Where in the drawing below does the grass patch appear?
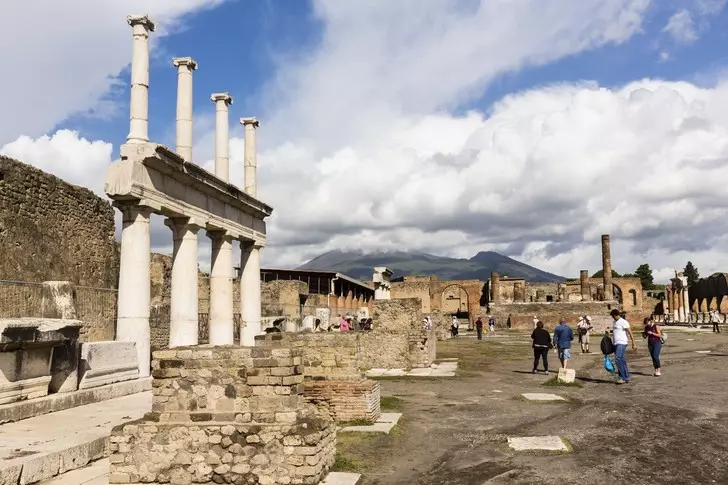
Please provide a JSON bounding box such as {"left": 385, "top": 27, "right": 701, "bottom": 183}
{"left": 541, "top": 376, "right": 583, "bottom": 388}
{"left": 380, "top": 396, "right": 404, "bottom": 410}
{"left": 332, "top": 453, "right": 366, "bottom": 472}
{"left": 339, "top": 418, "right": 374, "bottom": 427}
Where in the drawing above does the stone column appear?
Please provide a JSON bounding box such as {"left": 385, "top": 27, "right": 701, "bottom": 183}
{"left": 208, "top": 231, "right": 234, "bottom": 345}
{"left": 241, "top": 117, "right": 259, "bottom": 197}
{"left": 126, "top": 15, "right": 155, "bottom": 144}
{"left": 212, "top": 93, "right": 233, "bottom": 181}
{"left": 240, "top": 241, "right": 262, "bottom": 346}
{"left": 601, "top": 234, "right": 613, "bottom": 300}
{"left": 580, "top": 270, "right": 590, "bottom": 301}
{"left": 173, "top": 57, "right": 197, "bottom": 161}
{"left": 490, "top": 272, "right": 500, "bottom": 304}
{"left": 671, "top": 289, "right": 679, "bottom": 322}
{"left": 165, "top": 218, "right": 200, "bottom": 347}
{"left": 682, "top": 282, "right": 690, "bottom": 322}
{"left": 678, "top": 289, "right": 686, "bottom": 322}
{"left": 116, "top": 204, "right": 152, "bottom": 377}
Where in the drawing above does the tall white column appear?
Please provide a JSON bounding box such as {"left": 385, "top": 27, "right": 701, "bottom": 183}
{"left": 212, "top": 93, "right": 234, "bottom": 181}
{"left": 683, "top": 287, "right": 691, "bottom": 322}
{"left": 126, "top": 15, "right": 155, "bottom": 144}
{"left": 241, "top": 117, "right": 259, "bottom": 197}
{"left": 678, "top": 289, "right": 686, "bottom": 322}
{"left": 240, "top": 241, "right": 262, "bottom": 346}
{"left": 208, "top": 231, "right": 234, "bottom": 345}
{"left": 116, "top": 204, "right": 152, "bottom": 377}
{"left": 173, "top": 57, "right": 198, "bottom": 161}
{"left": 165, "top": 218, "right": 200, "bottom": 347}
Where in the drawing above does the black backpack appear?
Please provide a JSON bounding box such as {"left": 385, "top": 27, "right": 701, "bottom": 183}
{"left": 601, "top": 334, "right": 616, "bottom": 355}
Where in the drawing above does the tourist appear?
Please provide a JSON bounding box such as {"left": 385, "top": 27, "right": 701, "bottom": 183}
{"left": 506, "top": 314, "right": 512, "bottom": 329}
{"left": 340, "top": 318, "right": 349, "bottom": 332}
{"left": 533, "top": 315, "right": 538, "bottom": 329}
{"left": 475, "top": 316, "right": 484, "bottom": 340}
{"left": 451, "top": 316, "right": 459, "bottom": 337}
{"left": 578, "top": 316, "right": 593, "bottom": 353}
{"left": 531, "top": 321, "right": 551, "bottom": 374}
{"left": 643, "top": 317, "right": 662, "bottom": 376}
{"left": 610, "top": 309, "right": 636, "bottom": 384}
{"left": 552, "top": 318, "right": 574, "bottom": 369}
{"left": 488, "top": 314, "right": 496, "bottom": 334}
{"left": 710, "top": 310, "right": 721, "bottom": 333}
{"left": 363, "top": 317, "right": 373, "bottom": 331}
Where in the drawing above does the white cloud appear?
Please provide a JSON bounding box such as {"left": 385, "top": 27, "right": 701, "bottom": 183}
{"left": 0, "top": 0, "right": 229, "bottom": 145}
{"left": 663, "top": 10, "right": 698, "bottom": 43}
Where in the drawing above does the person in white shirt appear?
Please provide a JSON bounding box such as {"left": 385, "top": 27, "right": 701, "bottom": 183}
{"left": 610, "top": 309, "right": 636, "bottom": 384}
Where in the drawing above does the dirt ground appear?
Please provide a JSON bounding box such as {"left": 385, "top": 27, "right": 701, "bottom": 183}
{"left": 335, "top": 327, "right": 728, "bottom": 484}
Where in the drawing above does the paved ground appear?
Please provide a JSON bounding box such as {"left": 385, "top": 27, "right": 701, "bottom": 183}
{"left": 335, "top": 328, "right": 728, "bottom": 484}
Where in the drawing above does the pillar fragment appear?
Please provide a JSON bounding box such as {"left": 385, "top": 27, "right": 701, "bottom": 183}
{"left": 240, "top": 241, "right": 262, "bottom": 346}
{"left": 208, "top": 231, "right": 234, "bottom": 345}
{"left": 115, "top": 204, "right": 152, "bottom": 377}
{"left": 241, "top": 117, "right": 259, "bottom": 197}
{"left": 127, "top": 15, "right": 155, "bottom": 144}
{"left": 212, "top": 93, "right": 234, "bottom": 181}
{"left": 601, "top": 234, "right": 613, "bottom": 300}
{"left": 173, "top": 57, "right": 198, "bottom": 161}
{"left": 166, "top": 218, "right": 200, "bottom": 347}
{"left": 580, "top": 270, "right": 590, "bottom": 301}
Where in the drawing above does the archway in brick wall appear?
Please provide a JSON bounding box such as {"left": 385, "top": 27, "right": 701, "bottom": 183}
{"left": 440, "top": 284, "right": 470, "bottom": 318}
{"left": 430, "top": 280, "right": 484, "bottom": 323}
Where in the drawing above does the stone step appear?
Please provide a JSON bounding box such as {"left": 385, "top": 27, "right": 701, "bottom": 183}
{"left": 0, "top": 392, "right": 151, "bottom": 485}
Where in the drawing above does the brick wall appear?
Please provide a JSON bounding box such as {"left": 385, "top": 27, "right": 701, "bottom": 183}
{"left": 110, "top": 346, "right": 335, "bottom": 485}
{"left": 391, "top": 281, "right": 432, "bottom": 312}
{"left": 491, "top": 301, "right": 614, "bottom": 331}
{"left": 0, "top": 156, "right": 119, "bottom": 287}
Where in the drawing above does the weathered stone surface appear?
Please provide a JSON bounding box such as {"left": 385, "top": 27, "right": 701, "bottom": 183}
{"left": 78, "top": 341, "right": 139, "bottom": 390}
{"left": 522, "top": 393, "right": 567, "bottom": 402}
{"left": 557, "top": 368, "right": 576, "bottom": 384}
{"left": 507, "top": 436, "right": 569, "bottom": 452}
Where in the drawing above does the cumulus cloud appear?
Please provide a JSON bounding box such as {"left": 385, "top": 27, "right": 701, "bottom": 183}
{"left": 0, "top": 0, "right": 230, "bottom": 145}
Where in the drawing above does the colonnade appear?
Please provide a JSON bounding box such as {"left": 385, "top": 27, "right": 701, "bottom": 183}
{"left": 666, "top": 275, "right": 690, "bottom": 323}
{"left": 117, "top": 16, "right": 266, "bottom": 377}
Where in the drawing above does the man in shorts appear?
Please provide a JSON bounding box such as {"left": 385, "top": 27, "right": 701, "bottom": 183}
{"left": 552, "top": 318, "right": 574, "bottom": 369}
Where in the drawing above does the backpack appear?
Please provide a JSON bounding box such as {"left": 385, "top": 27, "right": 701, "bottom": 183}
{"left": 601, "top": 334, "right": 616, "bottom": 355}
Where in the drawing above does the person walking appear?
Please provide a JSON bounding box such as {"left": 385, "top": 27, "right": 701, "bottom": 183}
{"left": 532, "top": 315, "right": 538, "bottom": 329}
{"left": 610, "top": 309, "right": 636, "bottom": 384}
{"left": 475, "top": 316, "right": 484, "bottom": 340}
{"left": 643, "top": 317, "right": 662, "bottom": 376}
{"left": 552, "top": 318, "right": 574, "bottom": 369}
{"left": 506, "top": 314, "right": 512, "bottom": 329}
{"left": 488, "top": 314, "right": 496, "bottom": 334}
{"left": 578, "top": 316, "right": 594, "bottom": 353}
{"left": 711, "top": 310, "right": 721, "bottom": 333}
{"left": 531, "top": 321, "right": 551, "bottom": 374}
{"left": 451, "top": 316, "right": 459, "bottom": 337}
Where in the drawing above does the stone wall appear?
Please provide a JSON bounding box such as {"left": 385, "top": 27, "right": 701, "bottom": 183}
{"left": 0, "top": 156, "right": 119, "bottom": 287}
{"left": 391, "top": 280, "right": 432, "bottom": 313}
{"left": 359, "top": 298, "right": 436, "bottom": 370}
{"left": 491, "top": 301, "right": 614, "bottom": 331}
{"left": 110, "top": 346, "right": 335, "bottom": 485}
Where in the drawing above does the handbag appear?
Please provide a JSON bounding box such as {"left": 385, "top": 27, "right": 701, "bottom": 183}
{"left": 604, "top": 355, "right": 615, "bottom": 373}
{"left": 660, "top": 331, "right": 667, "bottom": 345}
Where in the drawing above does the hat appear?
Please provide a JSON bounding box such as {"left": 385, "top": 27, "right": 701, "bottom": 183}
{"left": 585, "top": 315, "right": 592, "bottom": 322}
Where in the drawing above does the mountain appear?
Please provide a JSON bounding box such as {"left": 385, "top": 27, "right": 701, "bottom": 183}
{"left": 296, "top": 249, "right": 565, "bottom": 282}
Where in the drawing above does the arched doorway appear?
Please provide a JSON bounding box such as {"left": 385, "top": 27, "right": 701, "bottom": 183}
{"left": 441, "top": 285, "right": 470, "bottom": 319}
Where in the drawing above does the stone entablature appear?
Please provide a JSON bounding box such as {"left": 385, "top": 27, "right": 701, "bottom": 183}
{"left": 110, "top": 346, "right": 335, "bottom": 484}
{"left": 107, "top": 142, "right": 271, "bottom": 244}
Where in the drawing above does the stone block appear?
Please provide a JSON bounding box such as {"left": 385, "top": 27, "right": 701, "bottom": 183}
{"left": 78, "top": 341, "right": 139, "bottom": 390}
{"left": 557, "top": 368, "right": 576, "bottom": 384}
{"left": 507, "top": 436, "right": 569, "bottom": 452}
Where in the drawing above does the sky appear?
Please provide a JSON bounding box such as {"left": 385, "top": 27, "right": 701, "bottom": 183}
{"left": 1, "top": 0, "right": 728, "bottom": 283}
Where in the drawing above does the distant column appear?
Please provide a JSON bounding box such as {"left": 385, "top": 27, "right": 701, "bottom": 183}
{"left": 116, "top": 204, "right": 152, "bottom": 377}
{"left": 166, "top": 218, "right": 200, "bottom": 347}
{"left": 678, "top": 289, "right": 686, "bottom": 322}
{"left": 580, "top": 270, "right": 590, "bottom": 301}
{"left": 240, "top": 241, "right": 262, "bottom": 346}
{"left": 682, "top": 283, "right": 691, "bottom": 322}
{"left": 212, "top": 93, "right": 233, "bottom": 181}
{"left": 490, "top": 272, "right": 500, "bottom": 304}
{"left": 241, "top": 117, "right": 260, "bottom": 197}
{"left": 126, "top": 15, "right": 155, "bottom": 144}
{"left": 601, "top": 235, "right": 613, "bottom": 300}
{"left": 208, "top": 231, "right": 234, "bottom": 345}
{"left": 173, "top": 57, "right": 198, "bottom": 161}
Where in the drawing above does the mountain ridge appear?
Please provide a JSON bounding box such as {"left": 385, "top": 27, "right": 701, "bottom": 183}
{"left": 296, "top": 249, "right": 565, "bottom": 282}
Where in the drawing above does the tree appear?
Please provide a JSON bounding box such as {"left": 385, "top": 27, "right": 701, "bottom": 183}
{"left": 684, "top": 261, "right": 700, "bottom": 286}
{"left": 591, "top": 269, "right": 621, "bottom": 278}
{"left": 634, "top": 263, "right": 654, "bottom": 290}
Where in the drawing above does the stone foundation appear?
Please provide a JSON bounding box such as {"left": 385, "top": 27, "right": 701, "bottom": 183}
{"left": 255, "top": 333, "right": 381, "bottom": 423}
{"left": 408, "top": 329, "right": 436, "bottom": 368}
{"left": 78, "top": 341, "right": 139, "bottom": 390}
{"left": 109, "top": 346, "right": 336, "bottom": 484}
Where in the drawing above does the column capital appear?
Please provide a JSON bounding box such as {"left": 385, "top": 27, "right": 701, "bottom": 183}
{"left": 127, "top": 14, "right": 156, "bottom": 31}
{"left": 240, "top": 239, "right": 264, "bottom": 251}
{"left": 240, "top": 117, "right": 260, "bottom": 127}
{"left": 207, "top": 229, "right": 234, "bottom": 241}
{"left": 211, "top": 92, "right": 233, "bottom": 106}
{"left": 164, "top": 216, "right": 202, "bottom": 232}
{"left": 173, "top": 57, "right": 198, "bottom": 70}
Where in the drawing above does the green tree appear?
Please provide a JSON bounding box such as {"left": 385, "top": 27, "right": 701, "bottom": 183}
{"left": 684, "top": 261, "right": 700, "bottom": 286}
{"left": 634, "top": 263, "right": 654, "bottom": 290}
{"left": 591, "top": 269, "right": 621, "bottom": 278}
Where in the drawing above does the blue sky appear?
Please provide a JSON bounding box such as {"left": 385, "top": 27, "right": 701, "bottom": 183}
{"left": 2, "top": 0, "right": 728, "bottom": 281}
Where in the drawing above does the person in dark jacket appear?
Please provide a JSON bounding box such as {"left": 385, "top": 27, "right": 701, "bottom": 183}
{"left": 531, "top": 321, "right": 551, "bottom": 374}
{"left": 553, "top": 318, "right": 574, "bottom": 369}
{"left": 475, "top": 317, "right": 484, "bottom": 340}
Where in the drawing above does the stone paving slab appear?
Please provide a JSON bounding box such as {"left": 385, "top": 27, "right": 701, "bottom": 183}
{"left": 522, "top": 393, "right": 567, "bottom": 402}
{"left": 507, "top": 436, "right": 569, "bottom": 452}
{"left": 695, "top": 350, "right": 713, "bottom": 354}
{"left": 320, "top": 471, "right": 362, "bottom": 484}
{"left": 340, "top": 412, "right": 402, "bottom": 434}
{"left": 0, "top": 392, "right": 151, "bottom": 485}
{"left": 366, "top": 361, "right": 457, "bottom": 377}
